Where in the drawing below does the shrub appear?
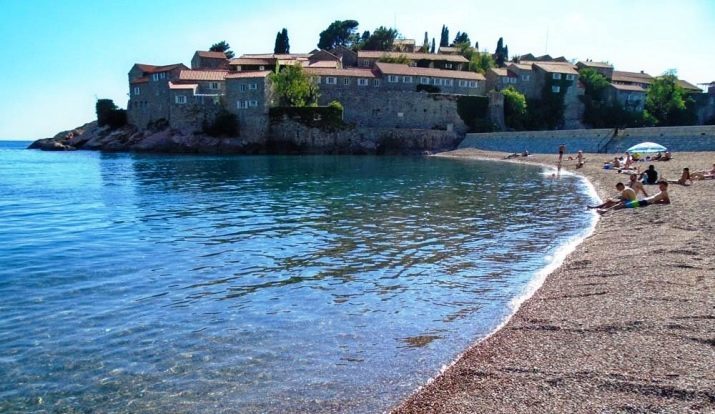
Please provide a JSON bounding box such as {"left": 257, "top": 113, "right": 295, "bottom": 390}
{"left": 456, "top": 95, "right": 491, "bottom": 132}
{"left": 96, "top": 99, "right": 127, "bottom": 129}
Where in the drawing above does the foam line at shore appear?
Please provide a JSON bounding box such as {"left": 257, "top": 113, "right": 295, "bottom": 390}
{"left": 410, "top": 155, "right": 601, "bottom": 395}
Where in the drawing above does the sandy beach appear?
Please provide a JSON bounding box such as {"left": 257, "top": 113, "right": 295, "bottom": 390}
{"left": 393, "top": 149, "right": 715, "bottom": 413}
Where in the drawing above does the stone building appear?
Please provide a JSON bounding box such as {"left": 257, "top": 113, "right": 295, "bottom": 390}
{"left": 357, "top": 51, "right": 469, "bottom": 71}
{"left": 225, "top": 71, "right": 273, "bottom": 141}
{"left": 607, "top": 83, "right": 646, "bottom": 112}
{"left": 611, "top": 70, "right": 654, "bottom": 89}
{"left": 127, "top": 63, "right": 188, "bottom": 129}
{"left": 191, "top": 51, "right": 229, "bottom": 70}
{"left": 532, "top": 62, "right": 584, "bottom": 129}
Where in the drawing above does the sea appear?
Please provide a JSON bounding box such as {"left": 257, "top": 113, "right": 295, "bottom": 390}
{"left": 0, "top": 140, "right": 597, "bottom": 413}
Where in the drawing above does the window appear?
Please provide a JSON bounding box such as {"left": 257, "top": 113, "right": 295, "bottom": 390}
{"left": 160, "top": 72, "right": 166, "bottom": 79}
{"left": 408, "top": 62, "right": 417, "bottom": 67}
{"left": 432, "top": 78, "right": 442, "bottom": 86}
{"left": 259, "top": 66, "right": 265, "bottom": 71}
{"left": 236, "top": 65, "right": 242, "bottom": 71}
{"left": 388, "top": 75, "right": 399, "bottom": 83}
{"left": 402, "top": 76, "right": 412, "bottom": 83}
{"left": 444, "top": 79, "right": 453, "bottom": 86}
{"left": 565, "top": 74, "right": 576, "bottom": 81}
{"left": 237, "top": 100, "right": 249, "bottom": 109}
{"left": 521, "top": 74, "right": 530, "bottom": 81}
{"left": 239, "top": 84, "right": 247, "bottom": 92}
{"left": 444, "top": 63, "right": 453, "bottom": 69}
{"left": 326, "top": 77, "right": 337, "bottom": 85}
{"left": 458, "top": 80, "right": 467, "bottom": 87}
{"left": 343, "top": 78, "right": 350, "bottom": 85}
{"left": 249, "top": 83, "right": 258, "bottom": 90}
{"left": 175, "top": 95, "right": 187, "bottom": 104}
{"left": 358, "top": 78, "right": 369, "bottom": 86}
{"left": 552, "top": 85, "right": 561, "bottom": 93}
{"left": 209, "top": 82, "right": 220, "bottom": 90}
{"left": 502, "top": 77, "right": 510, "bottom": 84}
{"left": 511, "top": 77, "right": 518, "bottom": 84}
{"left": 420, "top": 77, "right": 430, "bottom": 84}
{"left": 133, "top": 87, "right": 140, "bottom": 96}
{"left": 468, "top": 81, "right": 477, "bottom": 88}
{"left": 372, "top": 79, "right": 381, "bottom": 87}
{"left": 249, "top": 100, "right": 258, "bottom": 107}
{"left": 152, "top": 73, "right": 159, "bottom": 81}
{"left": 360, "top": 59, "right": 371, "bottom": 67}
{"left": 552, "top": 73, "right": 562, "bottom": 80}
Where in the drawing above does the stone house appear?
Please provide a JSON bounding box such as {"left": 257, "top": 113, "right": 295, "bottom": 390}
{"left": 576, "top": 60, "right": 614, "bottom": 80}
{"left": 328, "top": 46, "right": 358, "bottom": 68}
{"left": 506, "top": 63, "right": 538, "bottom": 99}
{"left": 393, "top": 39, "right": 416, "bottom": 53}
{"left": 611, "top": 70, "right": 653, "bottom": 89}
{"left": 191, "top": 51, "right": 229, "bottom": 70}
{"left": 438, "top": 47, "right": 461, "bottom": 55}
{"left": 357, "top": 51, "right": 469, "bottom": 71}
{"left": 485, "top": 68, "right": 514, "bottom": 92}
{"left": 607, "top": 83, "right": 646, "bottom": 112}
{"left": 532, "top": 62, "right": 584, "bottom": 128}
{"left": 127, "top": 63, "right": 188, "bottom": 128}
{"left": 308, "top": 50, "right": 342, "bottom": 68}
{"left": 225, "top": 71, "right": 273, "bottom": 141}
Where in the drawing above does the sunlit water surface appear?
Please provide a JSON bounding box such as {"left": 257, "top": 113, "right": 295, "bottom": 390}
{"left": 0, "top": 141, "right": 596, "bottom": 413}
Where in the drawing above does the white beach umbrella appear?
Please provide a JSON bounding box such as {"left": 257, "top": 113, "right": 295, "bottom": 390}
{"left": 626, "top": 142, "right": 667, "bottom": 154}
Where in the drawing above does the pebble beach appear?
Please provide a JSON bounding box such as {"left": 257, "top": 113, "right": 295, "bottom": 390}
{"left": 393, "top": 149, "right": 715, "bottom": 413}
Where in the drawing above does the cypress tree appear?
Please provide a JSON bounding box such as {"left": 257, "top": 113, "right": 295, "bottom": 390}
{"left": 422, "top": 31, "right": 429, "bottom": 52}
{"left": 431, "top": 38, "right": 436, "bottom": 53}
{"left": 439, "top": 25, "right": 449, "bottom": 47}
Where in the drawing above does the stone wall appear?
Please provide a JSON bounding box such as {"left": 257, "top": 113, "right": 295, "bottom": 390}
{"left": 459, "top": 125, "right": 715, "bottom": 154}
{"left": 268, "top": 119, "right": 462, "bottom": 154}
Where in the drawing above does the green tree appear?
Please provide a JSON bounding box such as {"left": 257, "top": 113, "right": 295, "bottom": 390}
{"left": 502, "top": 87, "right": 528, "bottom": 130}
{"left": 209, "top": 41, "right": 234, "bottom": 59}
{"left": 452, "top": 31, "right": 470, "bottom": 45}
{"left": 439, "top": 25, "right": 449, "bottom": 47}
{"left": 645, "top": 71, "right": 696, "bottom": 126}
{"left": 579, "top": 68, "right": 610, "bottom": 100}
{"left": 378, "top": 53, "right": 410, "bottom": 64}
{"left": 468, "top": 51, "right": 495, "bottom": 74}
{"left": 361, "top": 26, "right": 399, "bottom": 51}
{"left": 95, "top": 99, "right": 126, "bottom": 129}
{"left": 422, "top": 32, "right": 429, "bottom": 53}
{"left": 274, "top": 28, "right": 290, "bottom": 54}
{"left": 268, "top": 64, "right": 319, "bottom": 107}
{"left": 317, "top": 20, "right": 360, "bottom": 50}
{"left": 494, "top": 37, "right": 508, "bottom": 67}
{"left": 430, "top": 38, "right": 436, "bottom": 53}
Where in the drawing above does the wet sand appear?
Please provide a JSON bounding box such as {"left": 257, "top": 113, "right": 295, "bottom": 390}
{"left": 393, "top": 150, "right": 715, "bottom": 413}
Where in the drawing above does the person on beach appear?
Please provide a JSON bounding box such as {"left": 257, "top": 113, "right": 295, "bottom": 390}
{"left": 627, "top": 173, "right": 648, "bottom": 198}
{"left": 597, "top": 180, "right": 670, "bottom": 215}
{"left": 588, "top": 182, "right": 636, "bottom": 210}
{"left": 669, "top": 168, "right": 692, "bottom": 186}
{"left": 691, "top": 163, "right": 715, "bottom": 180}
{"left": 558, "top": 144, "right": 565, "bottom": 161}
{"left": 612, "top": 157, "right": 621, "bottom": 168}
{"left": 576, "top": 150, "right": 584, "bottom": 168}
{"left": 661, "top": 151, "right": 672, "bottom": 161}
{"left": 640, "top": 165, "right": 658, "bottom": 184}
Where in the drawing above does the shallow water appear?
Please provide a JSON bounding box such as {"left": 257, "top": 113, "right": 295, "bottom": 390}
{"left": 0, "top": 142, "right": 596, "bottom": 413}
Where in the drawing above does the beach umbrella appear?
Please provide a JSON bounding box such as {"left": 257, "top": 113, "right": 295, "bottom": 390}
{"left": 626, "top": 142, "right": 667, "bottom": 154}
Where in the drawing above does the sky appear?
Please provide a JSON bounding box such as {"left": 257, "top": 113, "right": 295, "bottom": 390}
{"left": 1, "top": 0, "right": 713, "bottom": 140}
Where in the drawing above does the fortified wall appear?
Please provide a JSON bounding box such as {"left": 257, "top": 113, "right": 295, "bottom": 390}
{"left": 459, "top": 125, "right": 715, "bottom": 154}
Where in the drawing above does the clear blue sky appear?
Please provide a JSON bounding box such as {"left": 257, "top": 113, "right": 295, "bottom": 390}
{"left": 1, "top": 0, "right": 713, "bottom": 139}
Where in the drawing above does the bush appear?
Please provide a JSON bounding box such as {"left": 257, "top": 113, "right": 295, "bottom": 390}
{"left": 203, "top": 110, "right": 239, "bottom": 137}
{"left": 96, "top": 99, "right": 127, "bottom": 129}
{"left": 328, "top": 100, "right": 344, "bottom": 112}
{"left": 456, "top": 95, "right": 490, "bottom": 132}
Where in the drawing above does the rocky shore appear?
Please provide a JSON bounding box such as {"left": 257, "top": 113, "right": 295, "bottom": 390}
{"left": 393, "top": 149, "right": 715, "bottom": 413}
{"left": 27, "top": 122, "right": 262, "bottom": 154}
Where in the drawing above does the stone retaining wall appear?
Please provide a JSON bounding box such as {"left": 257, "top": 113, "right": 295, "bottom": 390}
{"left": 459, "top": 125, "right": 715, "bottom": 154}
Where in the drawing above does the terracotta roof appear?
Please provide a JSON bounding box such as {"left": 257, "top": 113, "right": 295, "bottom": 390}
{"left": 508, "top": 63, "right": 533, "bottom": 71}
{"left": 438, "top": 47, "right": 460, "bottom": 54}
{"left": 490, "top": 68, "right": 509, "bottom": 76}
{"left": 308, "top": 61, "right": 340, "bottom": 68}
{"left": 676, "top": 79, "right": 702, "bottom": 92}
{"left": 375, "top": 62, "right": 485, "bottom": 80}
{"left": 394, "top": 39, "right": 416, "bottom": 45}
{"left": 578, "top": 61, "right": 613, "bottom": 69}
{"left": 612, "top": 70, "right": 654, "bottom": 84}
{"left": 195, "top": 51, "right": 227, "bottom": 59}
{"left": 358, "top": 51, "right": 469, "bottom": 63}
{"left": 609, "top": 83, "right": 646, "bottom": 92}
{"left": 130, "top": 77, "right": 149, "bottom": 85}
{"left": 534, "top": 62, "right": 579, "bottom": 75}
{"left": 304, "top": 68, "right": 377, "bottom": 78}
{"left": 134, "top": 63, "right": 186, "bottom": 74}
{"left": 169, "top": 82, "right": 198, "bottom": 90}
{"left": 229, "top": 58, "right": 275, "bottom": 66}
{"left": 178, "top": 70, "right": 228, "bottom": 81}
{"left": 225, "top": 71, "right": 272, "bottom": 79}
{"left": 240, "top": 53, "right": 310, "bottom": 59}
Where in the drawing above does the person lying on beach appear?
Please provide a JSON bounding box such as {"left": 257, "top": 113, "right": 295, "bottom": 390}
{"left": 668, "top": 168, "right": 692, "bottom": 186}
{"left": 652, "top": 152, "right": 662, "bottom": 161}
{"left": 627, "top": 173, "right": 648, "bottom": 198}
{"left": 690, "top": 163, "right": 715, "bottom": 180}
{"left": 588, "top": 182, "right": 636, "bottom": 210}
{"left": 505, "top": 153, "right": 520, "bottom": 159}
{"left": 597, "top": 181, "right": 670, "bottom": 215}
{"left": 660, "top": 151, "right": 672, "bottom": 161}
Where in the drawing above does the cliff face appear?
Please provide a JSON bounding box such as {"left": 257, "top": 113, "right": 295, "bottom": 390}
{"left": 28, "top": 122, "right": 263, "bottom": 154}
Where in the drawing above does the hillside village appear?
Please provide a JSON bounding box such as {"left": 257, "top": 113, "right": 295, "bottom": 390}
{"left": 123, "top": 36, "right": 714, "bottom": 152}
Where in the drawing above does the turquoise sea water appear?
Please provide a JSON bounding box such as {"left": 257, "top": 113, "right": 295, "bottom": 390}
{"left": 0, "top": 141, "right": 596, "bottom": 413}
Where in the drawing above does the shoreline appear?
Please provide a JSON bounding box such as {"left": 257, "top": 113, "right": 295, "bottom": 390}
{"left": 393, "top": 149, "right": 715, "bottom": 413}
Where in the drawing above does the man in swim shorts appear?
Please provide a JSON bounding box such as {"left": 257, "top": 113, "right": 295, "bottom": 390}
{"left": 599, "top": 181, "right": 669, "bottom": 214}
{"left": 588, "top": 182, "right": 636, "bottom": 210}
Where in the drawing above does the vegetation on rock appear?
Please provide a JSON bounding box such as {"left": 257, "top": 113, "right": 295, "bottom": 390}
{"left": 268, "top": 64, "right": 319, "bottom": 107}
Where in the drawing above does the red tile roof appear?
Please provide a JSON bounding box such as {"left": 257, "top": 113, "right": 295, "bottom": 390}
{"left": 304, "top": 68, "right": 377, "bottom": 78}
{"left": 308, "top": 61, "right": 340, "bottom": 68}
{"left": 195, "top": 51, "right": 227, "bottom": 59}
{"left": 169, "top": 82, "right": 198, "bottom": 90}
{"left": 612, "top": 70, "right": 654, "bottom": 84}
{"left": 676, "top": 79, "right": 702, "bottom": 92}
{"left": 577, "top": 61, "right": 613, "bottom": 69}
{"left": 490, "top": 68, "right": 509, "bottom": 76}
{"left": 130, "top": 77, "right": 149, "bottom": 85}
{"left": 533, "top": 62, "right": 579, "bottom": 75}
{"left": 508, "top": 63, "right": 533, "bottom": 71}
{"left": 177, "top": 70, "right": 228, "bottom": 81}
{"left": 375, "top": 62, "right": 485, "bottom": 80}
{"left": 225, "top": 71, "right": 272, "bottom": 79}
{"left": 134, "top": 63, "right": 186, "bottom": 74}
{"left": 358, "top": 51, "right": 469, "bottom": 63}
{"left": 229, "top": 58, "right": 275, "bottom": 66}
{"left": 609, "top": 83, "right": 646, "bottom": 92}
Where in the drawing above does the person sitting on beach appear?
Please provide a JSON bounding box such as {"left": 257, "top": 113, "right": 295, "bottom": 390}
{"left": 690, "top": 163, "right": 715, "bottom": 180}
{"left": 640, "top": 165, "right": 658, "bottom": 184}
{"left": 627, "top": 173, "right": 648, "bottom": 198}
{"left": 660, "top": 151, "right": 672, "bottom": 161}
{"left": 668, "top": 168, "right": 692, "bottom": 186}
{"left": 612, "top": 157, "right": 621, "bottom": 168}
{"left": 598, "top": 180, "right": 670, "bottom": 215}
{"left": 652, "top": 152, "right": 663, "bottom": 161}
{"left": 576, "top": 150, "right": 585, "bottom": 168}
{"left": 588, "top": 182, "right": 636, "bottom": 210}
